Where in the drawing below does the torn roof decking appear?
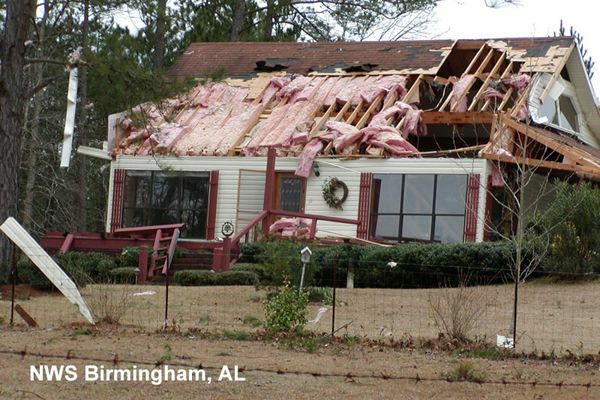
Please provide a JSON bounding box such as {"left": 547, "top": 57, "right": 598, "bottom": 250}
{"left": 168, "top": 37, "right": 575, "bottom": 81}
{"left": 168, "top": 40, "right": 454, "bottom": 79}
{"left": 113, "top": 37, "right": 600, "bottom": 179}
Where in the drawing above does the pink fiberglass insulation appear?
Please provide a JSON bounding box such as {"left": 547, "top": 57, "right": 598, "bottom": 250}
{"left": 483, "top": 88, "right": 505, "bottom": 101}
{"left": 201, "top": 88, "right": 251, "bottom": 154}
{"left": 491, "top": 162, "right": 506, "bottom": 187}
{"left": 359, "top": 76, "right": 386, "bottom": 105}
{"left": 295, "top": 138, "right": 324, "bottom": 178}
{"left": 399, "top": 108, "right": 424, "bottom": 138}
{"left": 514, "top": 104, "right": 529, "bottom": 121}
{"left": 123, "top": 129, "right": 151, "bottom": 146}
{"left": 255, "top": 77, "right": 338, "bottom": 150}
{"left": 360, "top": 75, "right": 408, "bottom": 105}
{"left": 151, "top": 122, "right": 187, "bottom": 154}
{"left": 449, "top": 75, "right": 475, "bottom": 112}
{"left": 172, "top": 85, "right": 247, "bottom": 155}
{"left": 292, "top": 76, "right": 325, "bottom": 103}
{"left": 269, "top": 218, "right": 313, "bottom": 238}
{"left": 244, "top": 78, "right": 322, "bottom": 150}
{"left": 502, "top": 74, "right": 530, "bottom": 92}
{"left": 278, "top": 76, "right": 315, "bottom": 103}
{"left": 212, "top": 103, "right": 263, "bottom": 155}
{"left": 243, "top": 103, "right": 290, "bottom": 152}
{"left": 291, "top": 130, "right": 309, "bottom": 146}
{"left": 369, "top": 101, "right": 412, "bottom": 127}
{"left": 262, "top": 76, "right": 291, "bottom": 103}
{"left": 361, "top": 125, "right": 418, "bottom": 156}
{"left": 334, "top": 76, "right": 364, "bottom": 105}
{"left": 328, "top": 121, "right": 362, "bottom": 151}
{"left": 381, "top": 75, "right": 407, "bottom": 105}
{"left": 323, "top": 76, "right": 354, "bottom": 106}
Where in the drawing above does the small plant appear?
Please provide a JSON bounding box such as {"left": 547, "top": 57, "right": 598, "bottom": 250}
{"left": 221, "top": 329, "right": 251, "bottom": 341}
{"left": 264, "top": 281, "right": 308, "bottom": 333}
{"left": 446, "top": 361, "right": 486, "bottom": 383}
{"left": 428, "top": 278, "right": 489, "bottom": 342}
{"left": 161, "top": 344, "right": 173, "bottom": 362}
{"left": 242, "top": 315, "right": 262, "bottom": 328}
{"left": 216, "top": 351, "right": 233, "bottom": 357}
{"left": 73, "top": 327, "right": 93, "bottom": 336}
{"left": 306, "top": 287, "right": 336, "bottom": 305}
{"left": 86, "top": 283, "right": 134, "bottom": 325}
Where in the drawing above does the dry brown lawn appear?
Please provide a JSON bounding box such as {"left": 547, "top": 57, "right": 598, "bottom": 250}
{"left": 1, "top": 282, "right": 600, "bottom": 399}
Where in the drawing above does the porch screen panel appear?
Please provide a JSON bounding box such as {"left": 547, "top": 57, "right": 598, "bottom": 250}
{"left": 122, "top": 171, "right": 210, "bottom": 238}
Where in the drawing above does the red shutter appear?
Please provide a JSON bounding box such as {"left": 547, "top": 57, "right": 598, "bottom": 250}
{"left": 110, "top": 169, "right": 125, "bottom": 232}
{"left": 357, "top": 172, "right": 373, "bottom": 240}
{"left": 206, "top": 171, "right": 219, "bottom": 240}
{"left": 464, "top": 174, "right": 480, "bottom": 242}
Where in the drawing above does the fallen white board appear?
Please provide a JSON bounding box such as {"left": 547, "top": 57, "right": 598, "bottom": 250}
{"left": 0, "top": 217, "right": 94, "bottom": 324}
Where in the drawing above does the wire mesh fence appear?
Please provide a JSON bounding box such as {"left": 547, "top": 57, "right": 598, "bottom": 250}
{"left": 1, "top": 253, "right": 600, "bottom": 356}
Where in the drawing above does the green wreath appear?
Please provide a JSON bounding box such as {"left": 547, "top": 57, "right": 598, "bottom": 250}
{"left": 322, "top": 177, "right": 348, "bottom": 210}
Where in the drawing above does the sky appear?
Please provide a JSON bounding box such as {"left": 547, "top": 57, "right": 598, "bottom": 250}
{"left": 431, "top": 0, "right": 599, "bottom": 95}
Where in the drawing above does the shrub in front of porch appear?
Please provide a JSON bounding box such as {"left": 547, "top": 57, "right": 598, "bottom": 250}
{"left": 173, "top": 270, "right": 258, "bottom": 286}
{"left": 241, "top": 240, "right": 523, "bottom": 288}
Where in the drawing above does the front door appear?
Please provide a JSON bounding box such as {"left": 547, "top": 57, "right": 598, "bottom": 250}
{"left": 274, "top": 172, "right": 306, "bottom": 213}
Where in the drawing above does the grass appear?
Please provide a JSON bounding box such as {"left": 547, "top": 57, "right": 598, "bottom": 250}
{"left": 198, "top": 314, "right": 214, "bottom": 324}
{"left": 221, "top": 329, "right": 251, "bottom": 341}
{"left": 446, "top": 361, "right": 486, "bottom": 383}
{"left": 242, "top": 315, "right": 262, "bottom": 328}
{"left": 452, "top": 345, "right": 504, "bottom": 361}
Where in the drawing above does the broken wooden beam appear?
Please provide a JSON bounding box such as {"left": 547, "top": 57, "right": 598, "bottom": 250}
{"left": 15, "top": 304, "right": 37, "bottom": 327}
{"left": 421, "top": 112, "right": 494, "bottom": 125}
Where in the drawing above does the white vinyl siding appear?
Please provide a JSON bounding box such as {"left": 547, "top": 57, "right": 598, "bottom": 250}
{"left": 109, "top": 156, "right": 487, "bottom": 241}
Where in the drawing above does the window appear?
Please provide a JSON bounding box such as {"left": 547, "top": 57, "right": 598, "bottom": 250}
{"left": 370, "top": 174, "right": 467, "bottom": 243}
{"left": 122, "top": 171, "right": 210, "bottom": 238}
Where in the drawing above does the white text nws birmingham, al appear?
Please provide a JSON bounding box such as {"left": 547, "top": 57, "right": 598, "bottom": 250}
{"left": 30, "top": 364, "right": 246, "bottom": 385}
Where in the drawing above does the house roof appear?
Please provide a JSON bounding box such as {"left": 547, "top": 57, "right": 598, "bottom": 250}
{"left": 109, "top": 37, "right": 600, "bottom": 181}
{"left": 167, "top": 37, "right": 575, "bottom": 80}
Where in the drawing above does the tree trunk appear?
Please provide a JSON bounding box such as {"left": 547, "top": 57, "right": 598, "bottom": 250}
{"left": 153, "top": 0, "right": 167, "bottom": 73}
{"left": 0, "top": 0, "right": 36, "bottom": 267}
{"left": 230, "top": 0, "right": 246, "bottom": 41}
{"left": 263, "top": 0, "right": 276, "bottom": 41}
{"left": 75, "top": 0, "right": 90, "bottom": 232}
{"left": 22, "top": 2, "right": 49, "bottom": 231}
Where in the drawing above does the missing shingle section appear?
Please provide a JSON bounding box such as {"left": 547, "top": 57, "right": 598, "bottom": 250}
{"left": 255, "top": 58, "right": 297, "bottom": 72}
{"left": 344, "top": 63, "right": 379, "bottom": 73}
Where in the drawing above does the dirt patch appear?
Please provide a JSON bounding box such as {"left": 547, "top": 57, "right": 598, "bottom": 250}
{"left": 0, "top": 327, "right": 598, "bottom": 400}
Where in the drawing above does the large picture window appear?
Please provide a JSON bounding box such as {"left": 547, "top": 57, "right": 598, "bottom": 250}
{"left": 122, "top": 171, "right": 210, "bottom": 238}
{"left": 370, "top": 174, "right": 467, "bottom": 243}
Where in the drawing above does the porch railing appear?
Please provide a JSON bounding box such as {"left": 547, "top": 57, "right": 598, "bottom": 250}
{"left": 211, "top": 210, "right": 359, "bottom": 271}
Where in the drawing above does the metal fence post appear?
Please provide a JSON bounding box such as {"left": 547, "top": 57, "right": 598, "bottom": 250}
{"left": 331, "top": 256, "right": 337, "bottom": 337}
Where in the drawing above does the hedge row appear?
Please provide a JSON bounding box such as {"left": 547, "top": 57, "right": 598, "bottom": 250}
{"left": 239, "top": 240, "right": 521, "bottom": 288}
{"left": 173, "top": 270, "right": 258, "bottom": 286}
{"left": 14, "top": 251, "right": 141, "bottom": 290}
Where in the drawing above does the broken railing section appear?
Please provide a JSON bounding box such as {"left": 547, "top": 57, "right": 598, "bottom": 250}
{"left": 111, "top": 223, "right": 183, "bottom": 284}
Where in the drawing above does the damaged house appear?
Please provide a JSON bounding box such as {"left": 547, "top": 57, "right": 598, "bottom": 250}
{"left": 48, "top": 37, "right": 600, "bottom": 274}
